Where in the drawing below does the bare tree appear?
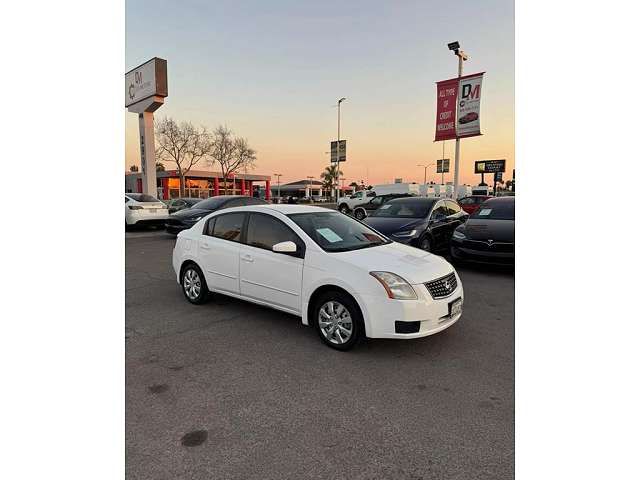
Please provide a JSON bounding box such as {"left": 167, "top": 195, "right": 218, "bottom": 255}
{"left": 155, "top": 117, "right": 214, "bottom": 196}
{"left": 208, "top": 126, "right": 257, "bottom": 194}
{"left": 129, "top": 164, "right": 139, "bottom": 172}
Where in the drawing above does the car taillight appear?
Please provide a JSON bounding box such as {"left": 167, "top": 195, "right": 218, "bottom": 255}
{"left": 128, "top": 205, "right": 143, "bottom": 210}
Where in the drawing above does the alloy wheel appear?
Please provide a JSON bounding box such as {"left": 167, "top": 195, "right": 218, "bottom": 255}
{"left": 183, "top": 268, "right": 202, "bottom": 300}
{"left": 318, "top": 300, "right": 353, "bottom": 345}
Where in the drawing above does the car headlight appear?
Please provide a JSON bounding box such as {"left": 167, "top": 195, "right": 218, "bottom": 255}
{"left": 393, "top": 230, "right": 417, "bottom": 238}
{"left": 370, "top": 271, "right": 418, "bottom": 300}
{"left": 453, "top": 229, "right": 466, "bottom": 240}
{"left": 188, "top": 216, "right": 203, "bottom": 222}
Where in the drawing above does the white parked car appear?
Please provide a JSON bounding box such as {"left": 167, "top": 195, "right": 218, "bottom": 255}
{"left": 125, "top": 193, "right": 169, "bottom": 228}
{"left": 172, "top": 205, "right": 463, "bottom": 350}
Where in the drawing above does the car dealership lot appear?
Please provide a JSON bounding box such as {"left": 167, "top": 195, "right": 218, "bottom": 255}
{"left": 126, "top": 230, "right": 514, "bottom": 480}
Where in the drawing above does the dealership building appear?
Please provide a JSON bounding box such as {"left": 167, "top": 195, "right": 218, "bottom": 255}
{"left": 125, "top": 169, "right": 272, "bottom": 200}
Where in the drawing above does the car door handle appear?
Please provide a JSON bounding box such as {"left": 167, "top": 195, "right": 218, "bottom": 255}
{"left": 241, "top": 254, "right": 254, "bottom": 263}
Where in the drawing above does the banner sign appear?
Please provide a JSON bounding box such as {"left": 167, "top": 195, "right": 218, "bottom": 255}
{"left": 435, "top": 72, "right": 484, "bottom": 141}
{"left": 330, "top": 140, "right": 346, "bottom": 162}
{"left": 437, "top": 158, "right": 450, "bottom": 173}
{"left": 494, "top": 171, "right": 503, "bottom": 182}
{"left": 475, "top": 159, "right": 505, "bottom": 174}
{"left": 435, "top": 78, "right": 459, "bottom": 141}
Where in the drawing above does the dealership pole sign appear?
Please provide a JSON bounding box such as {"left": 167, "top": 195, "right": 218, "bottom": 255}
{"left": 436, "top": 158, "right": 450, "bottom": 173}
{"left": 435, "top": 72, "right": 484, "bottom": 141}
{"left": 125, "top": 57, "right": 168, "bottom": 196}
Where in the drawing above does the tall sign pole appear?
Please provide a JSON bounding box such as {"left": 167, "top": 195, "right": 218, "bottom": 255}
{"left": 452, "top": 47, "right": 467, "bottom": 198}
{"left": 126, "top": 58, "right": 168, "bottom": 196}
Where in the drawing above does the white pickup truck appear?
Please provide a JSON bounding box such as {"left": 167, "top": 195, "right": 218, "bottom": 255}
{"left": 337, "top": 190, "right": 377, "bottom": 214}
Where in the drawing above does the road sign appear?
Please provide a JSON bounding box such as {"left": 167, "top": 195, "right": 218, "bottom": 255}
{"left": 475, "top": 159, "right": 505, "bottom": 174}
{"left": 437, "top": 158, "right": 450, "bottom": 173}
{"left": 330, "top": 140, "right": 346, "bottom": 163}
{"left": 494, "top": 171, "right": 503, "bottom": 182}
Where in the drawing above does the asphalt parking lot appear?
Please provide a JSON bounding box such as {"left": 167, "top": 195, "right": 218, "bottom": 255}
{"left": 126, "top": 229, "right": 514, "bottom": 480}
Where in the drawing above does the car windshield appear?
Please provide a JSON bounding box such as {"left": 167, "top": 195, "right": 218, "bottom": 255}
{"left": 288, "top": 211, "right": 390, "bottom": 252}
{"left": 127, "top": 194, "right": 159, "bottom": 202}
{"left": 369, "top": 199, "right": 433, "bottom": 218}
{"left": 192, "top": 197, "right": 229, "bottom": 210}
{"left": 471, "top": 200, "right": 515, "bottom": 220}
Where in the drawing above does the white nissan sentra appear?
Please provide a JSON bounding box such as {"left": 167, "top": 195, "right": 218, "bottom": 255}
{"left": 172, "top": 205, "right": 463, "bottom": 350}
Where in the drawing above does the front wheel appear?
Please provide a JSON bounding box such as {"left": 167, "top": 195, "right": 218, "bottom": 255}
{"left": 354, "top": 208, "right": 366, "bottom": 220}
{"left": 338, "top": 204, "right": 350, "bottom": 214}
{"left": 181, "top": 264, "right": 209, "bottom": 304}
{"left": 313, "top": 291, "right": 363, "bottom": 351}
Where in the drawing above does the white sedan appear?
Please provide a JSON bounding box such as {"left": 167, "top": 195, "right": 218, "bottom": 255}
{"left": 125, "top": 193, "right": 169, "bottom": 228}
{"left": 172, "top": 205, "right": 464, "bottom": 350}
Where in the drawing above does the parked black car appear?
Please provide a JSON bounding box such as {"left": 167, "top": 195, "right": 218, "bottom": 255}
{"left": 352, "top": 193, "right": 415, "bottom": 220}
{"left": 166, "top": 197, "right": 202, "bottom": 214}
{"left": 165, "top": 195, "right": 268, "bottom": 234}
{"left": 450, "top": 196, "right": 514, "bottom": 265}
{"left": 363, "top": 197, "right": 468, "bottom": 253}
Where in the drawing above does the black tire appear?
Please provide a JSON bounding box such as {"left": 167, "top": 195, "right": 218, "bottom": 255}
{"left": 418, "top": 234, "right": 432, "bottom": 252}
{"left": 354, "top": 208, "right": 366, "bottom": 220}
{"left": 338, "top": 204, "right": 350, "bottom": 214}
{"left": 312, "top": 290, "right": 364, "bottom": 351}
{"left": 180, "top": 263, "right": 209, "bottom": 304}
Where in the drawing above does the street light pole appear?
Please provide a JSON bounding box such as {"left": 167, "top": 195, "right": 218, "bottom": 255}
{"left": 273, "top": 173, "right": 282, "bottom": 202}
{"left": 448, "top": 41, "right": 468, "bottom": 199}
{"left": 336, "top": 97, "right": 346, "bottom": 202}
{"left": 417, "top": 163, "right": 434, "bottom": 186}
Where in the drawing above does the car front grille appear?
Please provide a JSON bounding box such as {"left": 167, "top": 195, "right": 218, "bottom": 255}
{"left": 462, "top": 239, "right": 514, "bottom": 252}
{"left": 425, "top": 272, "right": 457, "bottom": 299}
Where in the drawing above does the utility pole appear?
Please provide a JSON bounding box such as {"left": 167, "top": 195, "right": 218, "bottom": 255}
{"left": 448, "top": 41, "right": 468, "bottom": 199}
{"left": 273, "top": 173, "right": 282, "bottom": 202}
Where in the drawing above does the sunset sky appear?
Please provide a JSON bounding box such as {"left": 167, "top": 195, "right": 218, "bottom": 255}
{"left": 126, "top": 0, "right": 514, "bottom": 186}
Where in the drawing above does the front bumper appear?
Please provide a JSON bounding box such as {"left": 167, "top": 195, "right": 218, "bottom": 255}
{"left": 357, "top": 275, "right": 464, "bottom": 339}
{"left": 450, "top": 238, "right": 514, "bottom": 265}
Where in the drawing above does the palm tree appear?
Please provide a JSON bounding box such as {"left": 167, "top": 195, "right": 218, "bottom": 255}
{"left": 320, "top": 164, "right": 343, "bottom": 198}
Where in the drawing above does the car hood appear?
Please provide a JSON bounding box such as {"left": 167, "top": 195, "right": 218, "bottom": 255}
{"left": 171, "top": 207, "right": 211, "bottom": 220}
{"left": 364, "top": 217, "right": 425, "bottom": 235}
{"left": 460, "top": 219, "right": 514, "bottom": 242}
{"left": 333, "top": 242, "right": 453, "bottom": 284}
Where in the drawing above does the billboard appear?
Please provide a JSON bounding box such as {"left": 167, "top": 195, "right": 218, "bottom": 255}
{"left": 435, "top": 72, "right": 484, "bottom": 141}
{"left": 475, "top": 159, "right": 505, "bottom": 174}
{"left": 437, "top": 158, "right": 450, "bottom": 173}
{"left": 125, "top": 57, "right": 168, "bottom": 107}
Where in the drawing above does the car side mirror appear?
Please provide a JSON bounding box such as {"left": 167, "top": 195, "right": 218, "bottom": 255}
{"left": 273, "top": 241, "right": 297, "bottom": 254}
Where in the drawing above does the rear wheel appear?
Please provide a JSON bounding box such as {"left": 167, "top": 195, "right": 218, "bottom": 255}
{"left": 354, "top": 208, "right": 366, "bottom": 220}
{"left": 181, "top": 263, "right": 209, "bottom": 304}
{"left": 313, "top": 291, "right": 363, "bottom": 351}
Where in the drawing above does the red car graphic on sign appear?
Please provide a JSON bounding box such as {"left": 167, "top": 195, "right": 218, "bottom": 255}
{"left": 458, "top": 112, "right": 478, "bottom": 124}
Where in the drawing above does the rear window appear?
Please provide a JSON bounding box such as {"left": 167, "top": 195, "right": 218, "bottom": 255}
{"left": 472, "top": 200, "right": 515, "bottom": 220}
{"left": 127, "top": 194, "right": 159, "bottom": 202}
{"left": 212, "top": 213, "right": 246, "bottom": 242}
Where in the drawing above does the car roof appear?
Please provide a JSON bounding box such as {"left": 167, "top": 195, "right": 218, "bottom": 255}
{"left": 245, "top": 204, "right": 336, "bottom": 214}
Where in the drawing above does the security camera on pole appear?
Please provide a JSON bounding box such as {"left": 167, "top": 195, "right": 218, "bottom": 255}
{"left": 434, "top": 43, "right": 484, "bottom": 199}
{"left": 125, "top": 57, "right": 168, "bottom": 196}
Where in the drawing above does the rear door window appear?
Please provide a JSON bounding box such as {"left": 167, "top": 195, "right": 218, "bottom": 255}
{"left": 212, "top": 213, "right": 246, "bottom": 242}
